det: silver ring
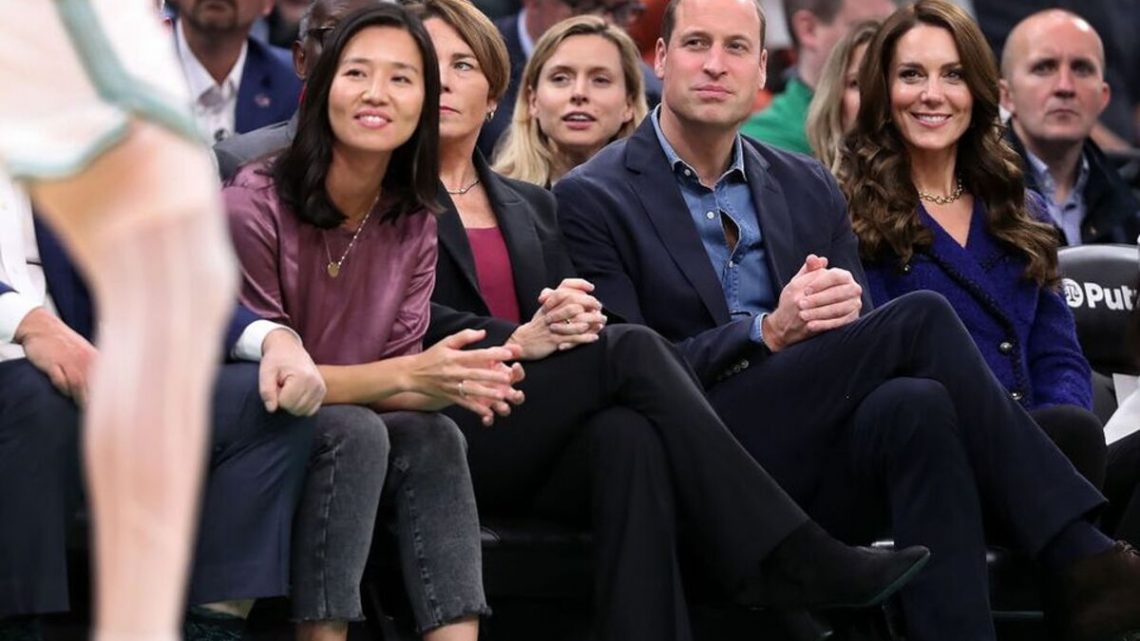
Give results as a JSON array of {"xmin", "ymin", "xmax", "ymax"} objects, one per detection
[{"xmin": 458, "ymin": 381, "xmax": 467, "ymax": 398}]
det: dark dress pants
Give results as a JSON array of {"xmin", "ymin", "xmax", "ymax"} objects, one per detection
[
  {"xmin": 0, "ymin": 359, "xmax": 313, "ymax": 617},
  {"xmin": 1104, "ymin": 430, "xmax": 1140, "ymax": 546},
  {"xmin": 706, "ymin": 292, "xmax": 1106, "ymax": 641},
  {"xmin": 446, "ymin": 324, "xmax": 811, "ymax": 641},
  {"xmin": 1031, "ymin": 405, "xmax": 1107, "ymax": 491}
]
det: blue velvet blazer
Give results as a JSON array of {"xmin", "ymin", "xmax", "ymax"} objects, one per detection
[{"xmin": 862, "ymin": 199, "xmax": 1092, "ymax": 411}]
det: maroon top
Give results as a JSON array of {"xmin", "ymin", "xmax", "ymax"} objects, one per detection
[
  {"xmin": 465, "ymin": 226, "xmax": 520, "ymax": 323},
  {"xmin": 224, "ymin": 162, "xmax": 438, "ymax": 365}
]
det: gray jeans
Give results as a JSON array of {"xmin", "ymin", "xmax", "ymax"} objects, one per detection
[{"xmin": 290, "ymin": 406, "xmax": 488, "ymax": 632}]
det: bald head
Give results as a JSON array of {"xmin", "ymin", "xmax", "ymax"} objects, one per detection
[
  {"xmin": 999, "ymin": 8, "xmax": 1110, "ymax": 152},
  {"xmin": 1001, "ymin": 9, "xmax": 1104, "ymax": 78}
]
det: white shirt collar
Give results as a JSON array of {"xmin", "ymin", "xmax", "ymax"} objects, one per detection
[
  {"xmin": 175, "ymin": 20, "xmax": 248, "ymax": 141},
  {"xmin": 517, "ymin": 9, "xmax": 536, "ymax": 59}
]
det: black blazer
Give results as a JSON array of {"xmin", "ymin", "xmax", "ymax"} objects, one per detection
[
  {"xmin": 1007, "ymin": 128, "xmax": 1140, "ymax": 246},
  {"xmin": 553, "ymin": 118, "xmax": 870, "ymax": 386},
  {"xmin": 425, "ymin": 154, "xmax": 577, "ymax": 346}
]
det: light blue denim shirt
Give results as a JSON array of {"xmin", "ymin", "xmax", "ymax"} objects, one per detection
[
  {"xmin": 1026, "ymin": 149, "xmax": 1089, "ymax": 246},
  {"xmin": 651, "ymin": 108, "xmax": 776, "ymax": 342}
]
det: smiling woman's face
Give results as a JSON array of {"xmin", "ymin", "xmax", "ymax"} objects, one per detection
[
  {"xmin": 327, "ymin": 25, "xmax": 425, "ymax": 158},
  {"xmin": 888, "ymin": 24, "xmax": 973, "ymax": 157},
  {"xmin": 528, "ymin": 34, "xmax": 634, "ymax": 159}
]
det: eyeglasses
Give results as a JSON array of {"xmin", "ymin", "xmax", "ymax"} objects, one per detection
[
  {"xmin": 565, "ymin": 0, "xmax": 647, "ymax": 25},
  {"xmin": 304, "ymin": 25, "xmax": 335, "ymax": 47}
]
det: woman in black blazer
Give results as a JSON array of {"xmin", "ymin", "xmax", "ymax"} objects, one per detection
[{"xmin": 414, "ymin": 2, "xmax": 930, "ymax": 640}]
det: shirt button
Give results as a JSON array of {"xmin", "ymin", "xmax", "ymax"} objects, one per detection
[
  {"xmin": 728, "ymin": 260, "xmax": 736, "ymax": 268},
  {"xmin": 901, "ymin": 263, "xmax": 912, "ymax": 274},
  {"xmin": 683, "ymin": 169, "xmax": 692, "ymax": 177},
  {"xmin": 998, "ymin": 341, "xmax": 1013, "ymax": 354},
  {"xmin": 706, "ymin": 211, "xmax": 716, "ymax": 220},
  {"xmin": 1010, "ymin": 390, "xmax": 1024, "ymax": 402}
]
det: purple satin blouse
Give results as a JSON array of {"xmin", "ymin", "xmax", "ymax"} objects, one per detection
[{"xmin": 224, "ymin": 162, "xmax": 438, "ymax": 366}]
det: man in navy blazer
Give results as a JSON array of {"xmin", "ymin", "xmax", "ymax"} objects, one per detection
[
  {"xmin": 173, "ymin": 0, "xmax": 302, "ymax": 142},
  {"xmin": 0, "ymin": 181, "xmax": 324, "ymax": 637},
  {"xmin": 555, "ymin": 0, "xmax": 1140, "ymax": 638},
  {"xmin": 477, "ymin": 1, "xmax": 664, "ymax": 157}
]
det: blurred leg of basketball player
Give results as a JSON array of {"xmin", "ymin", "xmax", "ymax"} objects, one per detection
[{"xmin": 0, "ymin": 3, "xmax": 236, "ymax": 641}]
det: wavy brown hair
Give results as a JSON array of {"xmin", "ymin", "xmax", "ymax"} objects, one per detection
[{"xmin": 836, "ymin": 0, "xmax": 1059, "ymax": 285}]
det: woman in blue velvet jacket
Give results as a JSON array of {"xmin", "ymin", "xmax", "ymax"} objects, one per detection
[{"xmin": 835, "ymin": 6, "xmax": 1107, "ymax": 488}]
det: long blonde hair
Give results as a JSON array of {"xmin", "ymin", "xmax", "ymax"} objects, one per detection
[
  {"xmin": 492, "ymin": 16, "xmax": 648, "ymax": 186},
  {"xmin": 805, "ymin": 19, "xmax": 879, "ymax": 174}
]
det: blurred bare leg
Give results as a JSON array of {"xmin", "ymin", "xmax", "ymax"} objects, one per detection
[{"xmin": 29, "ymin": 122, "xmax": 236, "ymax": 641}]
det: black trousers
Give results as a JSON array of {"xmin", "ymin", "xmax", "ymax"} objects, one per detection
[
  {"xmin": 706, "ymin": 292, "xmax": 1105, "ymax": 641},
  {"xmin": 0, "ymin": 360, "xmax": 314, "ymax": 617},
  {"xmin": 1105, "ymin": 430, "xmax": 1140, "ymax": 546},
  {"xmin": 446, "ymin": 324, "xmax": 810, "ymax": 641}
]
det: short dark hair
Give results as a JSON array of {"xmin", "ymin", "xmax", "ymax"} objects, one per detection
[
  {"xmin": 273, "ymin": 4, "xmax": 442, "ymax": 228},
  {"xmin": 783, "ymin": 0, "xmax": 842, "ymax": 49},
  {"xmin": 660, "ymin": 0, "xmax": 767, "ymax": 47}
]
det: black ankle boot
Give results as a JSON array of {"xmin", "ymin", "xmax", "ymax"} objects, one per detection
[{"xmin": 750, "ymin": 522, "xmax": 931, "ymax": 609}]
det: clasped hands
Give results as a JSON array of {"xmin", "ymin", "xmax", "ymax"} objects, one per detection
[
  {"xmin": 761, "ymin": 254, "xmax": 862, "ymax": 352},
  {"xmin": 412, "ymin": 278, "xmax": 606, "ymax": 426},
  {"xmin": 507, "ymin": 278, "xmax": 607, "ymax": 360}
]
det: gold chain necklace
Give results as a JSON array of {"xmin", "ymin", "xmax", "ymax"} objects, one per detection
[
  {"xmin": 324, "ymin": 195, "xmax": 378, "ymax": 278},
  {"xmin": 917, "ymin": 178, "xmax": 965, "ymax": 205}
]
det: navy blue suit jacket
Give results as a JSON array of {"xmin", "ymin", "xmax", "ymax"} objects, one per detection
[
  {"xmin": 235, "ymin": 38, "xmax": 302, "ymax": 134},
  {"xmin": 554, "ymin": 118, "xmax": 871, "ymax": 386},
  {"xmin": 0, "ymin": 216, "xmax": 256, "ymax": 356},
  {"xmin": 477, "ymin": 12, "xmax": 663, "ymax": 158}
]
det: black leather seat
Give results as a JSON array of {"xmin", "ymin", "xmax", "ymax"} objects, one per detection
[{"xmin": 1058, "ymin": 243, "xmax": 1139, "ymax": 422}]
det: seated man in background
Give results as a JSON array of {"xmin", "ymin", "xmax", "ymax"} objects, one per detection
[
  {"xmin": 1000, "ymin": 9, "xmax": 1140, "ymax": 246},
  {"xmin": 0, "ymin": 173, "xmax": 325, "ymax": 641},
  {"xmin": 214, "ymin": 0, "xmax": 381, "ymax": 180},
  {"xmin": 170, "ymin": 0, "xmax": 302, "ymax": 142}
]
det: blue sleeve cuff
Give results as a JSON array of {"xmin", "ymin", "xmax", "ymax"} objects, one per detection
[{"xmin": 750, "ymin": 313, "xmax": 767, "ymax": 344}]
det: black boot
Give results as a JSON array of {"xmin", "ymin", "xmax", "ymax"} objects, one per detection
[{"xmin": 750, "ymin": 522, "xmax": 930, "ymax": 609}]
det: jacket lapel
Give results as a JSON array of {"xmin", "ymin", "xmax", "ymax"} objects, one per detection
[
  {"xmin": 742, "ymin": 142, "xmax": 796, "ymax": 289},
  {"xmin": 919, "ymin": 202, "xmax": 1019, "ymax": 320},
  {"xmin": 480, "ymin": 161, "xmax": 547, "ymax": 319},
  {"xmin": 33, "ymin": 215, "xmax": 95, "ymax": 340},
  {"xmin": 625, "ymin": 120, "xmax": 731, "ymax": 324},
  {"xmin": 235, "ymin": 42, "xmax": 274, "ymax": 134},
  {"xmin": 435, "ymin": 155, "xmax": 549, "ymax": 320},
  {"xmin": 435, "ymin": 187, "xmax": 483, "ymax": 307}
]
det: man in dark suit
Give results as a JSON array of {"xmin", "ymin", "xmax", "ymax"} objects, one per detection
[
  {"xmin": 999, "ymin": 9, "xmax": 1140, "ymax": 246},
  {"xmin": 172, "ymin": 0, "xmax": 303, "ymax": 142},
  {"xmin": 477, "ymin": 0, "xmax": 664, "ymax": 156},
  {"xmin": 554, "ymin": 0, "xmax": 1140, "ymax": 639},
  {"xmin": 0, "ymin": 179, "xmax": 325, "ymax": 640}
]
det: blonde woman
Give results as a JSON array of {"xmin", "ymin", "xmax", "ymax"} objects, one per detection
[
  {"xmin": 805, "ymin": 19, "xmax": 880, "ymax": 173},
  {"xmin": 493, "ymin": 16, "xmax": 648, "ymax": 187}
]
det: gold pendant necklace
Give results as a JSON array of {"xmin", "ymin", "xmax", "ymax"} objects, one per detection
[{"xmin": 324, "ymin": 194, "xmax": 378, "ymax": 278}]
